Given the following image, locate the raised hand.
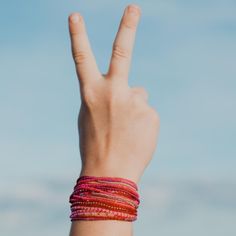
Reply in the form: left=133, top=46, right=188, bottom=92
left=68, top=4, right=160, bottom=184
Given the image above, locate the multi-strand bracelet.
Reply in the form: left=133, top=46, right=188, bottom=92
left=69, top=175, right=140, bottom=221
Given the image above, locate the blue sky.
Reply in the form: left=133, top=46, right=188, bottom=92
left=0, top=0, right=236, bottom=235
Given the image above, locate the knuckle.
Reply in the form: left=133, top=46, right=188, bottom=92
left=131, top=94, right=144, bottom=108
left=73, top=50, right=87, bottom=65
left=112, top=44, right=129, bottom=59
left=131, top=87, right=148, bottom=100
left=138, top=87, right=148, bottom=96
left=148, top=108, right=160, bottom=124
left=138, top=87, right=146, bottom=92
left=122, top=19, right=137, bottom=30
left=82, top=87, right=96, bottom=106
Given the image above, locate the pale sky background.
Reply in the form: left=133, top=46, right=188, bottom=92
left=0, top=0, right=236, bottom=235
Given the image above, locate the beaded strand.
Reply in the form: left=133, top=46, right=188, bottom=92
left=69, top=175, right=140, bottom=221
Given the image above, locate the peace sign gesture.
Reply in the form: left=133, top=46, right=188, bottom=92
left=68, top=4, right=160, bottom=184
left=69, top=4, right=140, bottom=84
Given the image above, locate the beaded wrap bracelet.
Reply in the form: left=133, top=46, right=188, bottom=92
left=69, top=175, right=140, bottom=221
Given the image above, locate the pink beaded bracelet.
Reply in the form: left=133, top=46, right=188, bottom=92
left=69, top=175, right=140, bottom=221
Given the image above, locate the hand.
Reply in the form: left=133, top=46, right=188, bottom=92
left=68, top=4, right=160, bottom=185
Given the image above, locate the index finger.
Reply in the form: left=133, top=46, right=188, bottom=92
left=107, top=5, right=141, bottom=80
left=68, top=13, right=101, bottom=85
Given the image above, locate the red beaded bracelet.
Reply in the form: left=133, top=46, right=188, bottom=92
left=69, top=175, right=140, bottom=221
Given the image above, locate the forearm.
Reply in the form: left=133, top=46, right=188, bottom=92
left=69, top=221, right=133, bottom=236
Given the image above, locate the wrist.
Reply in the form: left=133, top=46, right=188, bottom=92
left=79, top=164, right=140, bottom=185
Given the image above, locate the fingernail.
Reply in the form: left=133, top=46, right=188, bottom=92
left=127, top=5, right=141, bottom=16
left=70, top=13, right=80, bottom=23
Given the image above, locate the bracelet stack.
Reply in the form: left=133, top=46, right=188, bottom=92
left=69, top=175, right=140, bottom=221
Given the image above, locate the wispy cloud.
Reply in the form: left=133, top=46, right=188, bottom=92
left=138, top=177, right=236, bottom=235
left=0, top=177, right=72, bottom=236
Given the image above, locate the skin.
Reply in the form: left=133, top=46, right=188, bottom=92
left=68, top=4, right=160, bottom=236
